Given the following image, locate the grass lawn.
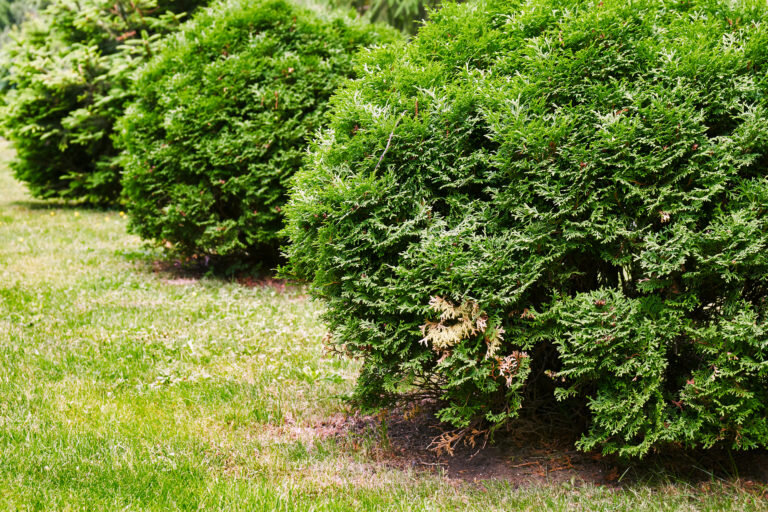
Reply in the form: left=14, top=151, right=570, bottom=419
left=0, top=142, right=766, bottom=511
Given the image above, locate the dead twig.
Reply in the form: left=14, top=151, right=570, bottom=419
left=373, top=115, right=403, bottom=174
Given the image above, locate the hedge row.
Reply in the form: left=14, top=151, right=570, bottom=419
left=3, top=0, right=768, bottom=457
left=0, top=0, right=421, bottom=208
left=0, top=0, right=406, bottom=265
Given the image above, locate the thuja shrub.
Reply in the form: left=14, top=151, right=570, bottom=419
left=0, top=0, right=207, bottom=204
left=284, top=0, right=768, bottom=457
left=117, top=0, right=400, bottom=268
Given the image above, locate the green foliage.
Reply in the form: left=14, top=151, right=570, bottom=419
left=117, top=0, right=400, bottom=269
left=339, top=0, right=442, bottom=33
left=0, top=0, right=39, bottom=32
left=283, top=0, right=768, bottom=457
left=0, top=1, right=43, bottom=92
left=0, top=0, right=207, bottom=204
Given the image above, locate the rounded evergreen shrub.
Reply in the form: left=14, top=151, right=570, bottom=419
left=0, top=0, right=207, bottom=204
left=284, top=0, right=768, bottom=457
left=116, top=0, right=401, bottom=269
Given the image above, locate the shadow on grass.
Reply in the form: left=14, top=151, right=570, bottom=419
left=12, top=199, right=114, bottom=212
left=117, top=247, right=296, bottom=291
left=620, top=447, right=768, bottom=489
left=311, top=401, right=768, bottom=495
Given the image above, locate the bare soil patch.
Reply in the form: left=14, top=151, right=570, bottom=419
left=302, top=404, right=768, bottom=492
